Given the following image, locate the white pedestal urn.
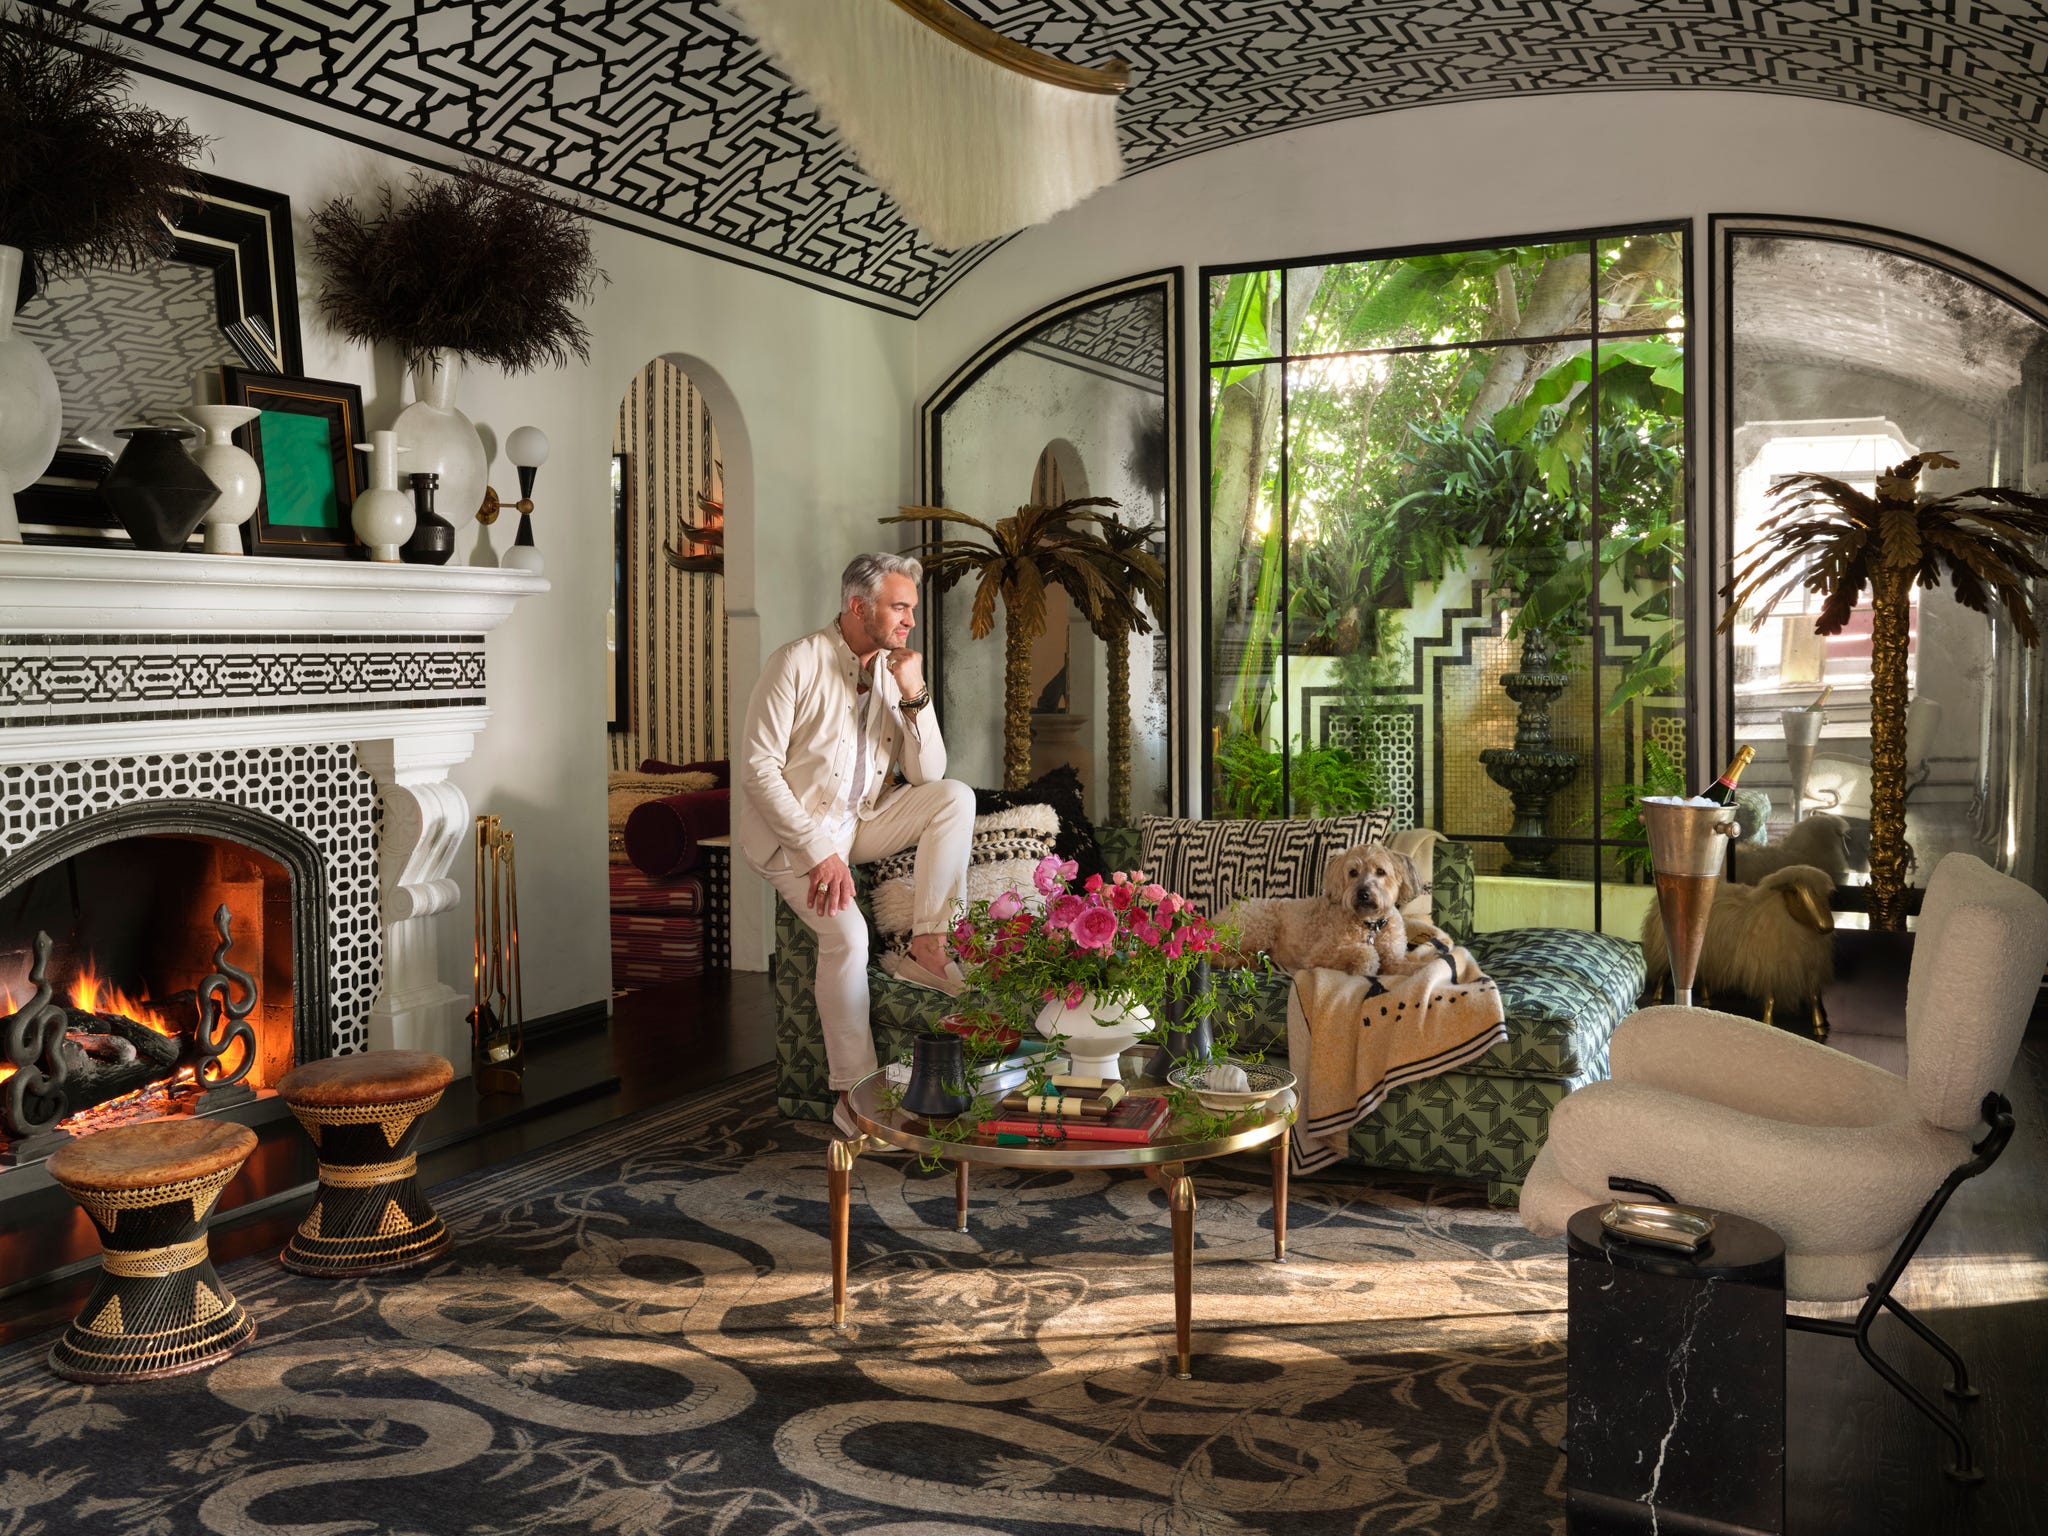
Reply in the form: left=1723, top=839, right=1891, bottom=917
left=0, top=245, right=62, bottom=544
left=392, top=349, right=486, bottom=536
left=183, top=404, right=263, bottom=555
left=351, top=431, right=415, bottom=563
left=1033, top=992, right=1153, bottom=1079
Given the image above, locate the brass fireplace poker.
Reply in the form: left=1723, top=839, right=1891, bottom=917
left=469, top=814, right=526, bottom=1095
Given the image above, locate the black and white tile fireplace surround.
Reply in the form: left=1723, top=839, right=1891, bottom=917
left=0, top=546, right=548, bottom=1133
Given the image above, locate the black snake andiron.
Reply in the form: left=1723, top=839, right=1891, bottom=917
left=2, top=932, right=75, bottom=1159
left=191, top=904, right=258, bottom=1102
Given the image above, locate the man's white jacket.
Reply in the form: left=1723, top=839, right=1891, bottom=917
left=736, top=621, right=948, bottom=879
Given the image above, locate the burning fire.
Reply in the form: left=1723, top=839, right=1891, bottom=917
left=0, top=959, right=200, bottom=1134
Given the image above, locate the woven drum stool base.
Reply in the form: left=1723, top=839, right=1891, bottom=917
left=278, top=1053, right=455, bottom=1277
left=48, top=1264, right=258, bottom=1384
left=281, top=1150, right=452, bottom=1276
left=45, top=1121, right=259, bottom=1384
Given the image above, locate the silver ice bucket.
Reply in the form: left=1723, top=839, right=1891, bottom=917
left=1642, top=797, right=1740, bottom=1009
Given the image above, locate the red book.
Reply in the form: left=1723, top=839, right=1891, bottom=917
left=982, top=1094, right=1170, bottom=1144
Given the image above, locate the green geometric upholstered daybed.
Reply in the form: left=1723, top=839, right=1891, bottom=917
left=770, top=821, right=1642, bottom=1206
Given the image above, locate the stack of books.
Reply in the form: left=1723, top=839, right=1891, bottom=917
left=982, top=1074, right=1169, bottom=1144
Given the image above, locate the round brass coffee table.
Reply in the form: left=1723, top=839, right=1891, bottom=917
left=831, top=1052, right=1290, bottom=1379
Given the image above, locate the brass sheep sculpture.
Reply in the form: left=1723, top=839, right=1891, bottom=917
left=1642, top=864, right=1837, bottom=1038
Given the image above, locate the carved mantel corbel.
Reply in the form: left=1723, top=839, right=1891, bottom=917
left=356, top=732, right=477, bottom=1068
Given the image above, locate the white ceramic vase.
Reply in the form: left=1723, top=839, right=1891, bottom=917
left=1033, top=991, right=1152, bottom=1080
left=182, top=404, right=263, bottom=555
left=0, top=245, right=62, bottom=544
left=351, top=430, right=415, bottom=563
left=392, top=348, right=486, bottom=534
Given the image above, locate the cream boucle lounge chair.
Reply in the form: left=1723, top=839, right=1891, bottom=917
left=1522, top=852, right=2048, bottom=1482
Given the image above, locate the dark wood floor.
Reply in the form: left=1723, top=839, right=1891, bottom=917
left=2, top=973, right=2041, bottom=1533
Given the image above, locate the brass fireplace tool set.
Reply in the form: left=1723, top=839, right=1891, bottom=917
left=468, top=814, right=527, bottom=1095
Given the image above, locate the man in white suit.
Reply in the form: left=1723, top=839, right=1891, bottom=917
left=737, top=552, right=974, bottom=1129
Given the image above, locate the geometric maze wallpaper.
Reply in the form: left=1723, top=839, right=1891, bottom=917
left=58, top=0, right=2048, bottom=314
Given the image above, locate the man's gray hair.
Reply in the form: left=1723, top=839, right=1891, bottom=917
left=841, top=551, right=923, bottom=609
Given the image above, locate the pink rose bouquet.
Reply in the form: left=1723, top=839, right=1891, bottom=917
left=946, top=855, right=1252, bottom=1056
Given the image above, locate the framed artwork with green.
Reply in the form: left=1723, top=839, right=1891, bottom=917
left=221, top=367, right=366, bottom=559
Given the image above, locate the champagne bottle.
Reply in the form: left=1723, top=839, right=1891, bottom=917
left=1808, top=684, right=1834, bottom=712
left=1697, top=745, right=1754, bottom=805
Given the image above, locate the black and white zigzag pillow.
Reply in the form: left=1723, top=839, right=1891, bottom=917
left=1139, top=812, right=1396, bottom=918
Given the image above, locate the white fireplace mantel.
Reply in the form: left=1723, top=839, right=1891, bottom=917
left=0, top=543, right=550, bottom=1072
left=0, top=543, right=548, bottom=637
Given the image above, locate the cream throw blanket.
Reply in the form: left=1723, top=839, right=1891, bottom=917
left=1285, top=944, right=1507, bottom=1173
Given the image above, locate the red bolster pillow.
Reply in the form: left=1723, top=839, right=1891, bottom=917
left=624, top=787, right=730, bottom=876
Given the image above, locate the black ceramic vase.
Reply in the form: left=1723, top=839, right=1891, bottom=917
left=900, top=1031, right=973, bottom=1118
left=403, top=471, right=455, bottom=565
left=100, top=427, right=220, bottom=552
left=1159, top=960, right=1214, bottom=1064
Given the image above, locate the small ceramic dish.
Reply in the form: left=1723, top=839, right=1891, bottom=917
left=1599, top=1200, right=1717, bottom=1252
left=1166, top=1060, right=1296, bottom=1113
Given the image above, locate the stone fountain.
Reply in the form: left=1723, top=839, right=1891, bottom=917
left=1480, top=628, right=1582, bottom=876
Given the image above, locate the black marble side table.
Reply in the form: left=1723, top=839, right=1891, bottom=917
left=1566, top=1204, right=1786, bottom=1535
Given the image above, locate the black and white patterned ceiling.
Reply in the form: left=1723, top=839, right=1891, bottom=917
left=61, top=0, right=2048, bottom=317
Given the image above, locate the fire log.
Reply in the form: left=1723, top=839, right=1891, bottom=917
left=59, top=1008, right=182, bottom=1071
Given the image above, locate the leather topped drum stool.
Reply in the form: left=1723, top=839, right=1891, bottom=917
left=278, top=1051, right=453, bottom=1276
left=46, top=1119, right=259, bottom=1382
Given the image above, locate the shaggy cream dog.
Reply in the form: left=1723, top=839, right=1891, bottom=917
left=1224, top=842, right=1438, bottom=976
left=1724, top=813, right=1851, bottom=886
left=1643, top=863, right=1836, bottom=1031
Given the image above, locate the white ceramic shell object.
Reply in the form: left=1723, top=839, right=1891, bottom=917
left=0, top=244, right=62, bottom=543
left=1203, top=1063, right=1251, bottom=1094
left=351, top=431, right=415, bottom=563
left=183, top=404, right=263, bottom=555
left=392, top=348, right=486, bottom=533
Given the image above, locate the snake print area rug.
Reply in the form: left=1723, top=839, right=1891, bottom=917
left=0, top=1068, right=1570, bottom=1535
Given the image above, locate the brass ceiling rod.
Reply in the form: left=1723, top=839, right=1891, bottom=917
left=883, top=0, right=1131, bottom=94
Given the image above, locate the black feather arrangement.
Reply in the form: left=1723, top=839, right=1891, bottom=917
left=310, top=158, right=606, bottom=374
left=0, top=4, right=207, bottom=302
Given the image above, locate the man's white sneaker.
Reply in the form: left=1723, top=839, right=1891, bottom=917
left=831, top=1097, right=862, bottom=1137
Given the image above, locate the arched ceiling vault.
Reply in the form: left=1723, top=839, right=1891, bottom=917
left=59, top=0, right=2048, bottom=317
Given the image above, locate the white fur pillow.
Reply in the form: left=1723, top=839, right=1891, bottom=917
left=868, top=803, right=1058, bottom=937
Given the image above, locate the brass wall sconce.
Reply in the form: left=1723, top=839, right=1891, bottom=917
left=469, top=813, right=526, bottom=1095
left=479, top=425, right=550, bottom=576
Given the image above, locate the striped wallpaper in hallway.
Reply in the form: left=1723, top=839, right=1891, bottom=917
left=610, top=358, right=727, bottom=770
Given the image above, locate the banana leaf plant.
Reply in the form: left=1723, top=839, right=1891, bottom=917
left=883, top=499, right=1162, bottom=791
left=1720, top=453, right=2048, bottom=929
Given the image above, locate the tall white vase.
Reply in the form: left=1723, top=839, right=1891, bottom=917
left=183, top=404, right=263, bottom=555
left=351, top=430, right=415, bottom=563
left=0, top=245, right=62, bottom=544
left=392, top=348, right=486, bottom=535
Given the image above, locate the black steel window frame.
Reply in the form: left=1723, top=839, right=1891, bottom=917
left=1198, top=221, right=1696, bottom=930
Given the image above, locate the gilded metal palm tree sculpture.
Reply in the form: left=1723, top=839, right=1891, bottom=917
left=1720, top=453, right=2048, bottom=929
left=1091, top=517, right=1168, bottom=826
left=883, top=498, right=1161, bottom=791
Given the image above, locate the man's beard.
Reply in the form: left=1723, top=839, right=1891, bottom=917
left=847, top=605, right=892, bottom=656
